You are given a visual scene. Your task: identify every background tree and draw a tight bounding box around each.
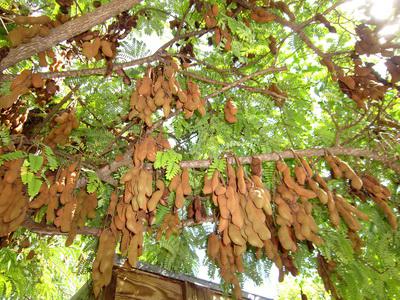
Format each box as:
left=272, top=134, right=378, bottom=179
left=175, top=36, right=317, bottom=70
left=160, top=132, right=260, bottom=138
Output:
left=0, top=0, right=399, bottom=299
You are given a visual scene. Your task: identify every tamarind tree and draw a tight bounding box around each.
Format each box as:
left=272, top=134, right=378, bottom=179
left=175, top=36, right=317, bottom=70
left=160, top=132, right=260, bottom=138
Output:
left=0, top=0, right=399, bottom=299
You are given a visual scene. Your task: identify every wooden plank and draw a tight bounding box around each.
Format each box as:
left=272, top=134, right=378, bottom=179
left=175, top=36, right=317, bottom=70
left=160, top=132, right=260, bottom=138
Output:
left=114, top=268, right=183, bottom=300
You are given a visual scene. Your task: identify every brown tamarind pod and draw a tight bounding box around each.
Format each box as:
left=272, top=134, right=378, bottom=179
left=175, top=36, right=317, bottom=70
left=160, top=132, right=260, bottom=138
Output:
left=299, top=158, right=313, bottom=177
left=202, top=173, right=212, bottom=195
left=207, top=233, right=220, bottom=260
left=211, top=170, right=220, bottom=192
left=217, top=194, right=229, bottom=219
left=218, top=217, right=229, bottom=233
left=175, top=183, right=185, bottom=209
left=294, top=166, right=307, bottom=185
left=228, top=223, right=246, bottom=246
left=325, top=155, right=342, bottom=179
left=181, top=168, right=192, bottom=195
left=372, top=198, right=397, bottom=230
left=169, top=173, right=181, bottom=192
left=236, top=166, right=247, bottom=194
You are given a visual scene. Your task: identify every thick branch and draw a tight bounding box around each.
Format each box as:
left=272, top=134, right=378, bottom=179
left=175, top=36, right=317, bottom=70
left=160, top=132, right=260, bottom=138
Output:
left=179, top=147, right=400, bottom=172
left=0, top=0, right=141, bottom=72
left=93, top=146, right=400, bottom=187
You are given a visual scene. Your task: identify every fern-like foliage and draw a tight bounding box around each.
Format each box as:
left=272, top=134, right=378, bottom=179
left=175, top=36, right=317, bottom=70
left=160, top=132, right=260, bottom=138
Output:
left=154, top=149, right=182, bottom=180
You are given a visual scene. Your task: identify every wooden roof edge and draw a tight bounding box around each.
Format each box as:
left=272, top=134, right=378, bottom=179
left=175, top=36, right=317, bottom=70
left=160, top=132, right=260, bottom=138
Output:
left=114, top=257, right=273, bottom=300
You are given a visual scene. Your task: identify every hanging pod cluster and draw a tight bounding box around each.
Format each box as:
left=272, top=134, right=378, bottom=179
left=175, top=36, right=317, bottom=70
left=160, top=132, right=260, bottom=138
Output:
left=204, top=153, right=397, bottom=296
left=31, top=173, right=98, bottom=245
left=0, top=70, right=35, bottom=109
left=92, top=228, right=116, bottom=298
left=0, top=159, right=27, bottom=237
left=156, top=213, right=180, bottom=240
left=207, top=233, right=243, bottom=300
left=0, top=69, right=60, bottom=109
left=8, top=13, right=70, bottom=47
left=44, top=110, right=79, bottom=148
left=204, top=158, right=275, bottom=297
left=132, top=134, right=170, bottom=165
left=224, top=99, right=237, bottom=124
left=128, top=59, right=205, bottom=126
left=0, top=100, right=28, bottom=134
left=81, top=37, right=115, bottom=60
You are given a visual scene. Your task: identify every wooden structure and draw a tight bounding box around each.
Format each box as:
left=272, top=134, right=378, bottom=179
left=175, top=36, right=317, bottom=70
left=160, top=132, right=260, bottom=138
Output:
left=72, top=262, right=272, bottom=300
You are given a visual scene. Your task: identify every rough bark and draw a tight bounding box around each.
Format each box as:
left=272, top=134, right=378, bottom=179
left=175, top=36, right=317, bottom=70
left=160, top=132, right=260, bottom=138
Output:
left=0, top=0, right=141, bottom=72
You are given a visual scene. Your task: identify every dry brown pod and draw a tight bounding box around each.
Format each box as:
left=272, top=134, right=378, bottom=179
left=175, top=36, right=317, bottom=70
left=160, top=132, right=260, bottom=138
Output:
left=224, top=100, right=237, bottom=123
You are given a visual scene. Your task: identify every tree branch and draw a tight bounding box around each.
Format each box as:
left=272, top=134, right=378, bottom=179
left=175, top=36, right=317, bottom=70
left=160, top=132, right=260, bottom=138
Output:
left=0, top=0, right=141, bottom=72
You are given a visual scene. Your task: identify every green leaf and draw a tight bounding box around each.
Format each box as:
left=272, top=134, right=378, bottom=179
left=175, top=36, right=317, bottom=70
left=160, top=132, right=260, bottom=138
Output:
left=0, top=151, right=26, bottom=166
left=28, top=154, right=43, bottom=173
left=44, top=146, right=58, bottom=171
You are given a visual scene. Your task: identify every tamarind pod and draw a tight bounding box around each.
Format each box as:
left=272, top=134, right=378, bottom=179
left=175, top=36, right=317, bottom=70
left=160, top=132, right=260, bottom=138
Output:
left=327, top=191, right=340, bottom=227
left=336, top=195, right=369, bottom=221
left=0, top=183, right=13, bottom=206
left=294, top=166, right=307, bottom=185
left=277, top=201, right=293, bottom=224
left=235, top=255, right=245, bottom=273
left=214, top=184, right=226, bottom=196
left=263, top=239, right=276, bottom=260
left=202, top=172, right=212, bottom=195
left=234, top=244, right=246, bottom=256
left=217, top=194, right=229, bottom=219
left=325, top=155, right=342, bottom=179
left=314, top=174, right=329, bottom=191
left=143, top=170, right=153, bottom=197
left=29, top=185, right=49, bottom=209
left=276, top=160, right=288, bottom=173
left=236, top=166, right=247, bottom=194
left=292, top=184, right=317, bottom=199
left=316, top=188, right=328, bottom=204
left=309, top=233, right=324, bottom=246
left=244, top=224, right=264, bottom=248
left=128, top=235, right=139, bottom=267
left=169, top=173, right=181, bottom=192
left=277, top=184, right=297, bottom=202
left=211, top=170, right=220, bottom=192
left=262, top=199, right=273, bottom=216
left=231, top=209, right=244, bottom=229
left=4, top=159, right=23, bottom=183
left=299, top=158, right=313, bottom=177
left=147, top=190, right=163, bottom=212
left=253, top=222, right=271, bottom=240
left=293, top=220, right=306, bottom=240
left=226, top=163, right=237, bottom=189
left=222, top=227, right=231, bottom=246
left=248, top=188, right=265, bottom=209
left=228, top=223, right=246, bottom=246
left=282, top=168, right=297, bottom=190
left=218, top=217, right=229, bottom=233
left=175, top=183, right=185, bottom=209
left=226, top=186, right=239, bottom=214
left=14, top=15, right=51, bottom=25
left=278, top=225, right=296, bottom=251
left=107, top=191, right=118, bottom=216
left=136, top=191, right=147, bottom=211
left=181, top=168, right=192, bottom=195
left=251, top=175, right=263, bottom=188
left=207, top=234, right=220, bottom=260
left=212, top=193, right=218, bottom=206
left=372, top=198, right=397, bottom=230
left=336, top=201, right=361, bottom=231
left=350, top=176, right=363, bottom=191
